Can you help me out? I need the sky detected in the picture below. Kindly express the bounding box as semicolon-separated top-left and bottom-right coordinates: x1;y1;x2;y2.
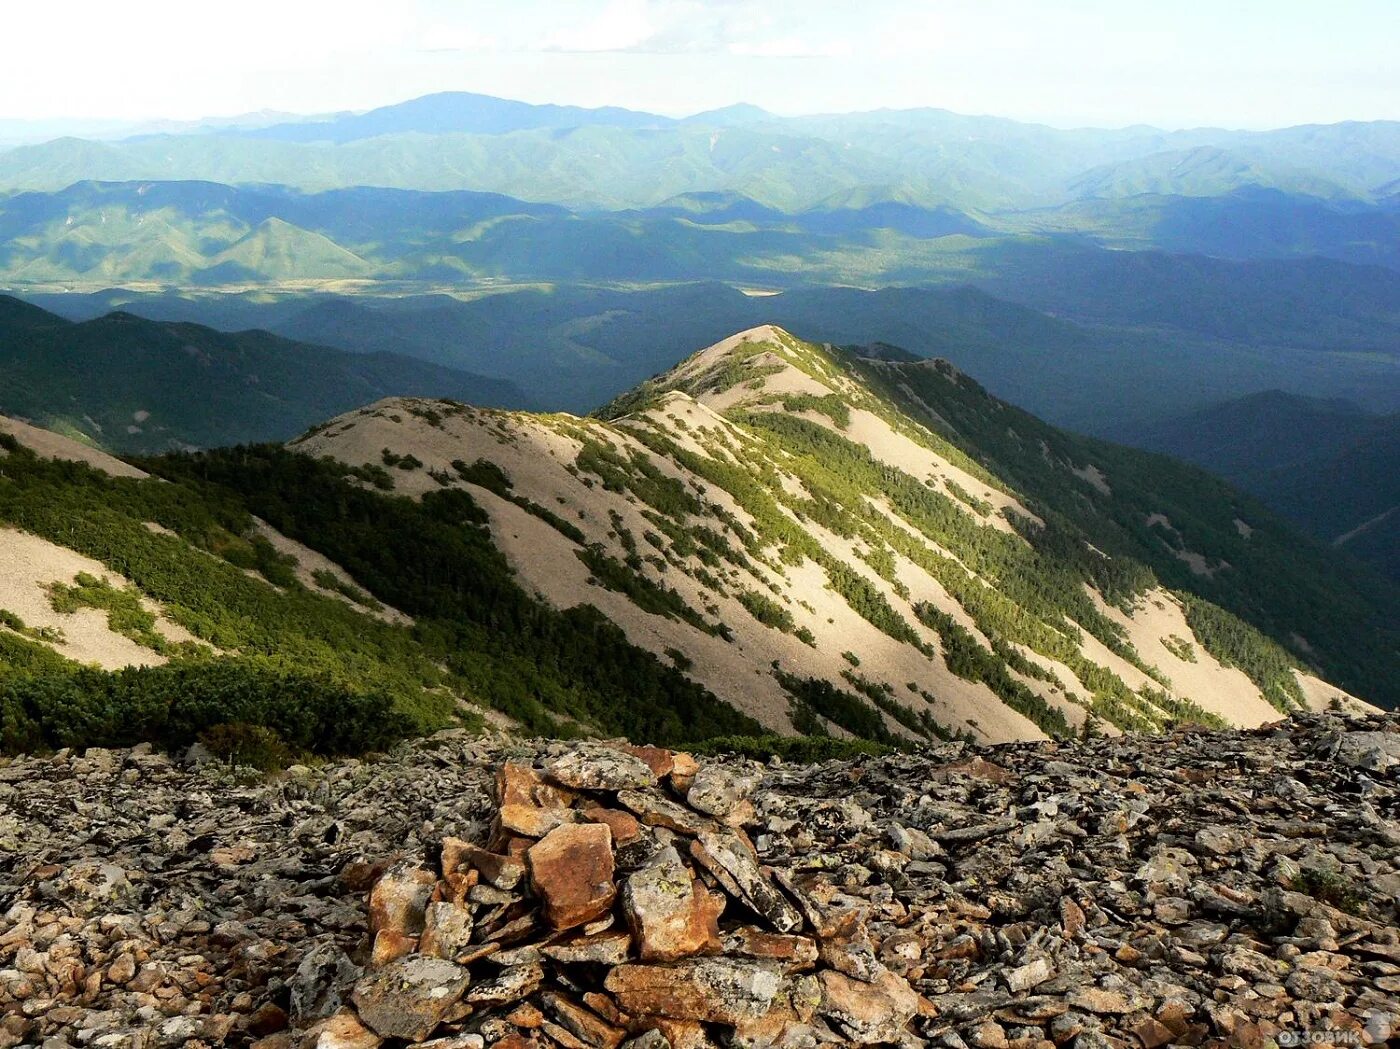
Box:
2;0;1396;130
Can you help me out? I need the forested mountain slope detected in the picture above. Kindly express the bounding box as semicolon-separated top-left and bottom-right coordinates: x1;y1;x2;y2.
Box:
0;296;530;451
1125;391;1400;582
289;328;1392;742
0;414;766;758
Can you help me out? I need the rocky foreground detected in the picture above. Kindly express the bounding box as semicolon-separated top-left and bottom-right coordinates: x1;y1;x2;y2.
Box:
2;714;1399;1049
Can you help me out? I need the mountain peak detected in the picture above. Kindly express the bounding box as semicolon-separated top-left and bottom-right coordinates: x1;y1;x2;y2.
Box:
682;103;774;127
289;326;1391;739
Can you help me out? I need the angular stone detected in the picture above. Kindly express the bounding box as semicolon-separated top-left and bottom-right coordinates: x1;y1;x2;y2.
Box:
505;1002;546;1028
419;902;475;962
886;822;942;861
622;849;723;962
617;790;715;836
1067;987;1132;1014
289;942;361;1023
369;929;417;967
547;746;657;791
692;829;802;933
528;823;617;930
605;958;784;1025
1193;826;1246;856
542;930;634;966
539;991;627;1049
1336;730;1400;771
685;764;762;818
817;968;920;1045
1059;897;1086;938
818;921;882;982
351;956;470;1040
464;963;545;1006
299;1009;382;1049
367;860;436;937
581;804;643;846
498;763;579;838
441;838;525;890
1005;957;1053;993
51;861;138;917
723;927;819;972
620;1033;671;1049
965;1019;1008;1048
630;1019;711;1049
618;745;677;779
1131;1017;1176;1049
929;757;1015;785
1135;848;1196;897
769;868;862;940
668;752;702;793
418;1037;486;1049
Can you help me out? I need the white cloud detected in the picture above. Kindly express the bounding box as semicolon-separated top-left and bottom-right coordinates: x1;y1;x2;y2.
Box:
541;0;661;52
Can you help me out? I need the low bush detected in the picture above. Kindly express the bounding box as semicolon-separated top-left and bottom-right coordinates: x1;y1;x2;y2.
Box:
691;734;892;763
198;721;294;772
0;658;416;758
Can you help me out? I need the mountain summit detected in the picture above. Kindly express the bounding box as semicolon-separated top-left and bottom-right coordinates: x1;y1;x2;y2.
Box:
289;326;1394;740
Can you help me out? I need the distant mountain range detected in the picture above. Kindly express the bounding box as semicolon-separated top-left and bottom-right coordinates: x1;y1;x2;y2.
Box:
236;91;674;143
24;264;1400;435
0;295;529;451
1;91;1396;213
6;178;1394;292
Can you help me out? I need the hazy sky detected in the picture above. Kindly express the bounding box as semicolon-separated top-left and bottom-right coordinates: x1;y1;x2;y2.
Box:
4;0;1396;129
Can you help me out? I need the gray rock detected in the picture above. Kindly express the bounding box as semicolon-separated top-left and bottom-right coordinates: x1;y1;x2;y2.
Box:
351;955;471;1040
290;941;362;1022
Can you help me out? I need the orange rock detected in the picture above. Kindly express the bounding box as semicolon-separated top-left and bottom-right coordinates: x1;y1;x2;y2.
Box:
580;804;643;846
584;991;626;1025
338;860;389;894
367;860;436;937
528;823;616;930
369;929;417;967
724;927;819;972
1060;897;1086;939
632;1017;718;1049
298;1008;382;1049
442;838;526;890
506;1002;546;1028
669;752;702;793
618;744;676;778
435;870;478;905
818;968;921;1045
929;756;1015;784
1131;1017;1177;1048
622;851;724;962
497;763;579;838
606;958;783;1025
540;991;627;1049
210;845;257;867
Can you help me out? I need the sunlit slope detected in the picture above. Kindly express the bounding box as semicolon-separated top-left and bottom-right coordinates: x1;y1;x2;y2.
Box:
296;327;1387;742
